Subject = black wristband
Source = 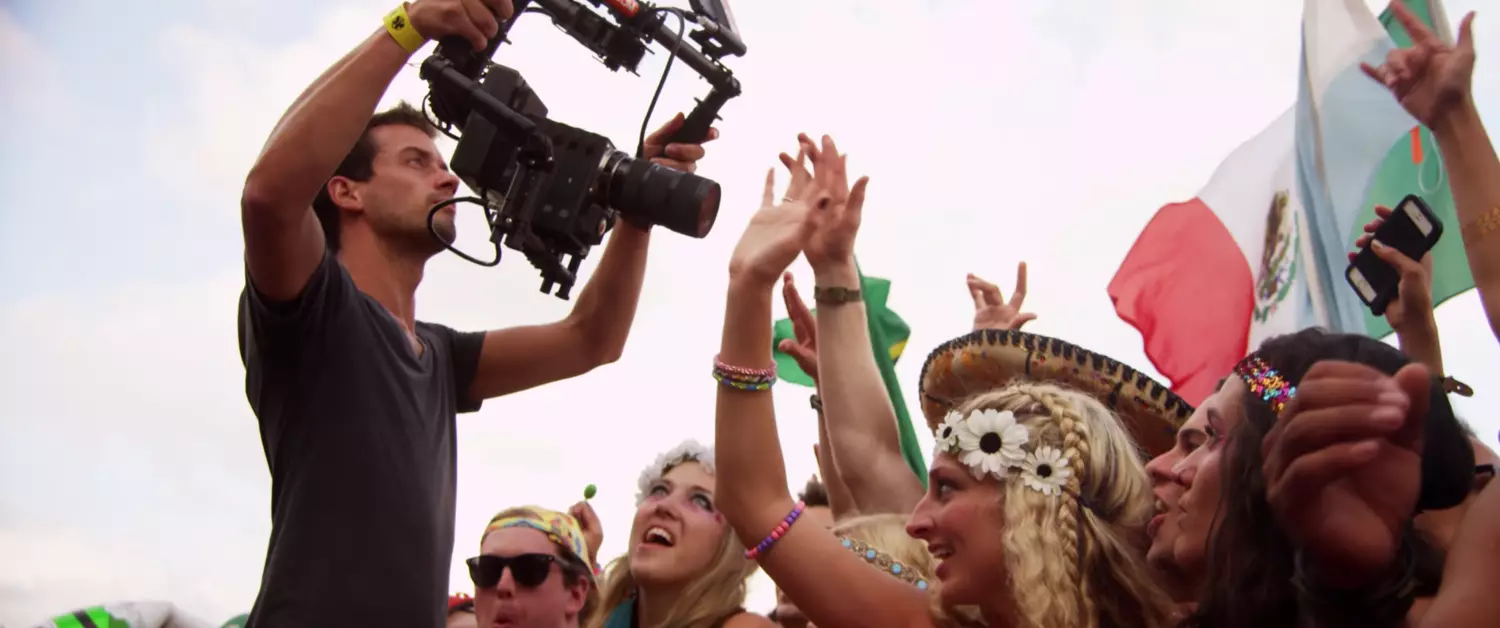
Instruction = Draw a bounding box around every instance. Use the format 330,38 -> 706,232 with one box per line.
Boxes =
1292,530 -> 1419,626
810,394 -> 823,412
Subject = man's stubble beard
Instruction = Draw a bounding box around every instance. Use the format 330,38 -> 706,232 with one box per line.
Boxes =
377,208 -> 454,259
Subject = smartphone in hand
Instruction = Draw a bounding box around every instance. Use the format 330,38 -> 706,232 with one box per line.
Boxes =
1344,194 -> 1444,316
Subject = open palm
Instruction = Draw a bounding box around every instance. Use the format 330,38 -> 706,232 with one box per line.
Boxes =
1361,3 -> 1476,126
728,168 -> 816,286
793,134 -> 869,270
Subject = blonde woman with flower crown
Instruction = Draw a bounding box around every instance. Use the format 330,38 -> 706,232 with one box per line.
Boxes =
711,133 -> 1181,628
587,440 -> 775,628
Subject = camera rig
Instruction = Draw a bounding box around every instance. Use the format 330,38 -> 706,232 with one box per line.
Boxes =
420,0 -> 745,299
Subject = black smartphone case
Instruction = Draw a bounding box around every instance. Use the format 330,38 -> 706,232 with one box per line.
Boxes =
1344,194 -> 1444,317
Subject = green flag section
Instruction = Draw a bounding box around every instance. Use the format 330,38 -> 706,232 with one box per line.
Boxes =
45,607 -> 129,628
1361,0 -> 1474,338
772,267 -> 927,487
772,275 -> 910,385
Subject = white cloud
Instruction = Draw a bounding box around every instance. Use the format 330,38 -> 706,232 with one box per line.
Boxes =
3,0 -> 1499,625
0,8 -> 71,122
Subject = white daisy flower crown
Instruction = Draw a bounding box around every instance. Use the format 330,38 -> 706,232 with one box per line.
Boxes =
933,408 -> 1074,497
635,440 -> 717,506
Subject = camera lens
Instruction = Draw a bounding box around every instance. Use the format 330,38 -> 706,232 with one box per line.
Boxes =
603,152 -> 720,238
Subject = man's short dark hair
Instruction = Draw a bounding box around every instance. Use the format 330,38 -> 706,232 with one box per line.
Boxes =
311,101 -> 438,253
797,476 -> 829,508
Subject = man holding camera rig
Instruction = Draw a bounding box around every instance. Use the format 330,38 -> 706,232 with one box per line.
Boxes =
236,0 -> 715,625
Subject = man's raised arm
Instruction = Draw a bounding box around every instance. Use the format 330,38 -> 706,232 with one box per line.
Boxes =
240,0 -> 510,302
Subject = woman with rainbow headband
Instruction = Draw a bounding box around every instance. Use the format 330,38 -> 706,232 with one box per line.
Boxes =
586,440 -> 772,628
711,133 -> 1182,628
1148,328 -> 1484,628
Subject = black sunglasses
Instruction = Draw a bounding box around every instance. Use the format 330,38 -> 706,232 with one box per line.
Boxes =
466,553 -> 558,589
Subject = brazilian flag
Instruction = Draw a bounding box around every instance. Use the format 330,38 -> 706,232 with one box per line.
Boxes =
772,263 -> 927,486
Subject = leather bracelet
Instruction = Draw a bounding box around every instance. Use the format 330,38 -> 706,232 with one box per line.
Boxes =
1291,529 -> 1418,626
813,286 -> 861,305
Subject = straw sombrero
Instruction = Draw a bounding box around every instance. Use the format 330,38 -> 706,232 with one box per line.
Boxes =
918,329 -> 1193,458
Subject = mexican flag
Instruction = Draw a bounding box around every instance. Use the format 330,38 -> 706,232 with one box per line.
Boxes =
1108,110 -> 1320,405
1108,0 -> 1464,405
772,266 -> 928,485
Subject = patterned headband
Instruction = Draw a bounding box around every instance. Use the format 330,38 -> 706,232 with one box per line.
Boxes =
1234,354 -> 1297,415
484,506 -> 593,582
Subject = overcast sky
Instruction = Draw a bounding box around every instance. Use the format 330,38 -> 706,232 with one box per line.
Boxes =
1,0 -> 1497,624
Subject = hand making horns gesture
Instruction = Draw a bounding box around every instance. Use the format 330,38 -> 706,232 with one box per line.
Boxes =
1360,2 -> 1477,127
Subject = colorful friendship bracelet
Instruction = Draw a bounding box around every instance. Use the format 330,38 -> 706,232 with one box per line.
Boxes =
1234,354 -> 1296,415
745,501 -> 805,560
713,372 -> 774,391
713,355 -> 777,392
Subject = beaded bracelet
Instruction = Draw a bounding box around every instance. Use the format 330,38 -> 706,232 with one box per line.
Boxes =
840,537 -> 930,590
745,501 -> 805,560
713,355 -> 777,392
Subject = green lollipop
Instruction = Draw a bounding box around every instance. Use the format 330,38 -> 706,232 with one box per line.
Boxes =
584,484 -> 598,500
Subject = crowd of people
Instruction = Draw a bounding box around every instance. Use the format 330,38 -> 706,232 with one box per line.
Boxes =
31,0 -> 1500,626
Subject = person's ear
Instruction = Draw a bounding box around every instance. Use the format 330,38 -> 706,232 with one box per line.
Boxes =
327,177 -> 367,215
564,575 -> 589,616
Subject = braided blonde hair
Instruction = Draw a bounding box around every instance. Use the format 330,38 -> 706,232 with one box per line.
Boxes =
947,382 -> 1176,628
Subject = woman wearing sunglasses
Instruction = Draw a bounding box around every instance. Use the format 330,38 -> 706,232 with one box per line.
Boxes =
588,440 -> 773,628
467,506 -> 600,628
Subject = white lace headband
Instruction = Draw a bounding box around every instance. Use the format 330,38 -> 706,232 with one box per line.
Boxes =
635,439 -> 717,505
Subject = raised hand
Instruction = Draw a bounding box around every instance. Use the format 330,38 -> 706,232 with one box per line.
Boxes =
1261,360 -> 1428,588
568,501 -> 603,565
408,0 -> 516,51
779,273 -> 820,386
1360,2 -> 1477,126
728,149 -> 825,287
795,134 -> 870,271
1349,205 -> 1435,331
969,262 -> 1036,331
643,112 -> 720,174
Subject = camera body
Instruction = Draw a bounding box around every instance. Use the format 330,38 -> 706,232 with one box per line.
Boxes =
420,0 -> 743,299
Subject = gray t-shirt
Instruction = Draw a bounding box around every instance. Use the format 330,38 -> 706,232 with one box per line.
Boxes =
237,251 -> 484,628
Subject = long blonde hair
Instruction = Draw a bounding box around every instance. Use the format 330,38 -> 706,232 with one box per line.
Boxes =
584,463 -> 758,628
950,382 -> 1176,628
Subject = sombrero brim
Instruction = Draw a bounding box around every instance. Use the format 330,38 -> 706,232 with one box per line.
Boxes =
918,329 -> 1192,458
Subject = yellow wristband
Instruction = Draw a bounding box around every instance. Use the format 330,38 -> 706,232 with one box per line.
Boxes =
384,3 -> 427,53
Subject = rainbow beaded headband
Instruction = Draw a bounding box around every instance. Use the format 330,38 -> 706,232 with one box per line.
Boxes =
1234,354 -> 1297,415
839,536 -> 930,590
